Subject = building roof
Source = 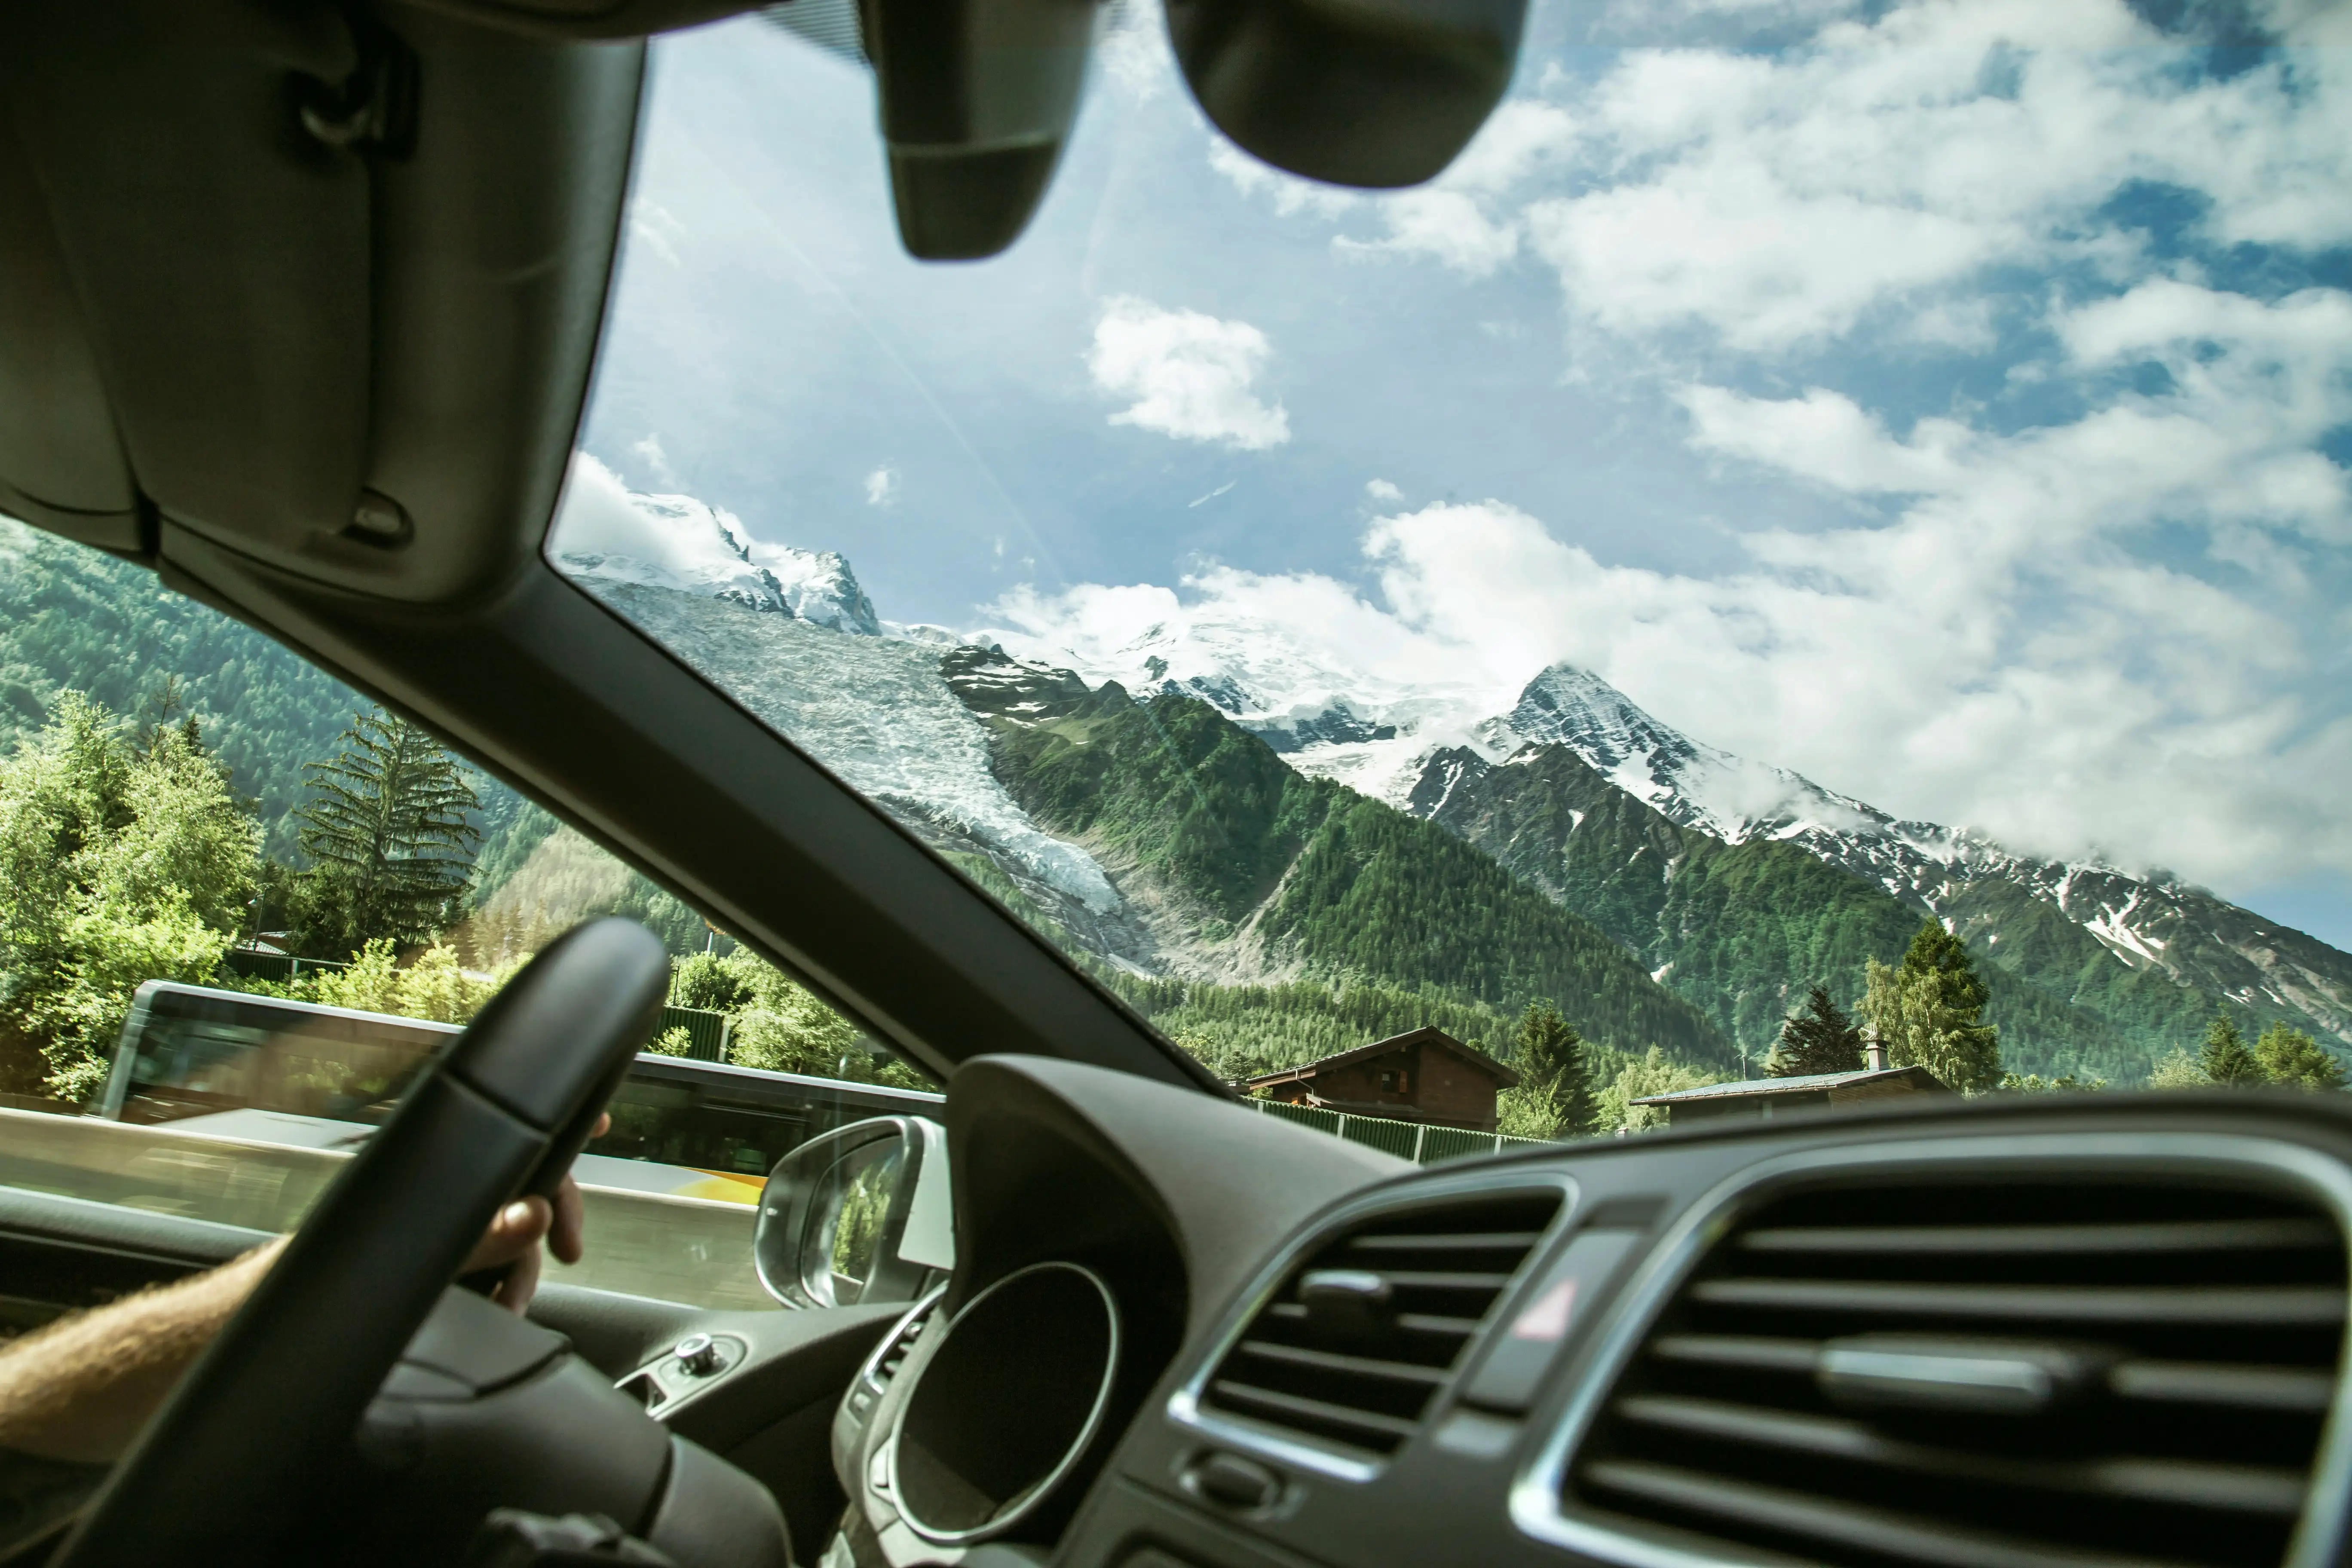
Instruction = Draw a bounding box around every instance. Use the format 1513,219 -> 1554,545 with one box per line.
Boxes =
1244,1026 -> 1522,1091
1629,1065 -> 1946,1106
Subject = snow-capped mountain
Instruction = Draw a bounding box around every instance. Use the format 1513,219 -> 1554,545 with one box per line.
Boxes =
1439,663 -> 2352,1048
552,453 -> 882,634
543,459 -> 2350,1059
979,605 -> 1498,800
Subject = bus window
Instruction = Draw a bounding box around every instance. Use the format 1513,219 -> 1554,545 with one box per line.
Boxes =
102,983 -> 946,1189
101,982 -> 454,1128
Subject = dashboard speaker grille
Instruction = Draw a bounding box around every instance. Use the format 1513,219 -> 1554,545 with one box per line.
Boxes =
1559,1176 -> 2347,1568
1200,1189 -> 1563,1463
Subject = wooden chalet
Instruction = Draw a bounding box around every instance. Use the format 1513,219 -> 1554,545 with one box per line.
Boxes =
1245,1026 -> 1520,1133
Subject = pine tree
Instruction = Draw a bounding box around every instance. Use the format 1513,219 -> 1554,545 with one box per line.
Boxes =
2199,1010 -> 2266,1087
1514,999 -> 1598,1137
1903,919 -> 1991,1014
1856,920 -> 2002,1092
2254,1022 -> 2346,1092
1768,985 -> 1865,1077
295,708 -> 482,956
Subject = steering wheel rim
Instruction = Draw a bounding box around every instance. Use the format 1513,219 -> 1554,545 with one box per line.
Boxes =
54,916 -> 670,1566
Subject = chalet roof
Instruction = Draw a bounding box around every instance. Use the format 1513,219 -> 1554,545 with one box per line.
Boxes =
1629,1065 -> 1946,1106
1244,1026 -> 1522,1092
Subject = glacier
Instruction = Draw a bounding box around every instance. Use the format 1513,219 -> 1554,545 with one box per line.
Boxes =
547,459 -> 1127,943
542,457 -> 2349,1041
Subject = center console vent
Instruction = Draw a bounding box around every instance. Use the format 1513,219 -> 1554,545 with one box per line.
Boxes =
845,1287 -> 943,1424
1195,1188 -> 1563,1467
1544,1172 -> 2348,1568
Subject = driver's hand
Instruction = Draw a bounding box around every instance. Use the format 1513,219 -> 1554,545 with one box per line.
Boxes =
459,1112 -> 610,1314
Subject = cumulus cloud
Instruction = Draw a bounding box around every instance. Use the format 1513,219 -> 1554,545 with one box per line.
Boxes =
1592,3 -> 2343,346
1008,278 -> 2352,889
553,453 -> 753,579
1209,140 -> 1359,218
864,466 -> 898,507
1366,478 -> 1403,502
1087,296 -> 1291,450
1302,1 -> 2352,349
1335,101 -> 1575,277
631,432 -> 680,487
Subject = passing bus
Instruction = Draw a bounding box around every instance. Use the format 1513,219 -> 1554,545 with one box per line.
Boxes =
98,981 -> 943,1205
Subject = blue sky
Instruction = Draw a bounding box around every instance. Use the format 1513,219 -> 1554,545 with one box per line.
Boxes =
574,0 -> 2352,948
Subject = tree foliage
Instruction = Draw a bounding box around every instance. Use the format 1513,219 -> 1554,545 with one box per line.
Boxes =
669,950 -> 753,1014
294,709 -> 481,956
459,814 -> 710,965
1594,1047 -> 1727,1134
2154,1014 -> 2348,1092
2198,1010 -> 2266,1086
700,949 -> 928,1090
2255,1021 -> 2346,1090
1499,1001 -> 1597,1139
986,685 -> 1734,1063
0,692 -> 259,1098
1768,985 -> 1865,1077
1859,921 -> 2003,1092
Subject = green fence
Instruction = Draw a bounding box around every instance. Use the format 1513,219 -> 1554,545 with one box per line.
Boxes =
220,950 -> 350,985
659,1005 -> 731,1063
1253,1097 -> 1553,1165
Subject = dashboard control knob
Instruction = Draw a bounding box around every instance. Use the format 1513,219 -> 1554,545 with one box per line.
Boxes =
1188,1452 -> 1280,1511
674,1333 -> 721,1375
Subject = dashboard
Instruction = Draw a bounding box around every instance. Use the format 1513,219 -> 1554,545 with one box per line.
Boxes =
639,1057 -> 2352,1568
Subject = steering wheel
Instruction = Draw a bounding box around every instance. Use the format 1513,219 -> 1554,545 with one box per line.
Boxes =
53,917 -> 670,1565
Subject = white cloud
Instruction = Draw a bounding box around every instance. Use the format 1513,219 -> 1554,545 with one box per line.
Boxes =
1335,100 -> 1575,277
631,432 -> 680,487
1087,296 -> 1291,450
864,465 -> 898,507
1340,190 -> 1522,277
1209,140 -> 1359,218
1305,1 -> 2352,349
1098,0 -> 1173,101
1366,478 -> 1403,502
629,200 -> 685,268
1677,386 -> 1972,494
1007,279 -> 2352,889
553,453 -> 760,585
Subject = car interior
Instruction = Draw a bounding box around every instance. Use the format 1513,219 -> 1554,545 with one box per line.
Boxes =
3,3 -> 2349,1568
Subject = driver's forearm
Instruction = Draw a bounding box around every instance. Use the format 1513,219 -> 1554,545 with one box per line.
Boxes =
0,1238 -> 283,1465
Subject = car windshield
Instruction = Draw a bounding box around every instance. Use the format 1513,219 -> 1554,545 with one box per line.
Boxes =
550,0 -> 2352,1137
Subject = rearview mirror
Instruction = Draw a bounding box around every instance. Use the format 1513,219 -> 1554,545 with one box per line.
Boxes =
754,1115 -> 954,1309
1167,0 -> 1530,188
861,0 -> 1102,258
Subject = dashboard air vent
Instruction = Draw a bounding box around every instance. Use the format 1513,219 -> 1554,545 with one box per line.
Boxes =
1201,1189 -> 1562,1463
848,1289 -> 943,1422
1559,1176 -> 2347,1568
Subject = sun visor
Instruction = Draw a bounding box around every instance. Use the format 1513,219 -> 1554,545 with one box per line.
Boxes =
0,1 -> 642,603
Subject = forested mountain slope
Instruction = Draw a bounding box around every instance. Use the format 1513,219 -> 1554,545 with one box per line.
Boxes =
1409,744 -> 2222,1084
0,521 -> 360,859
943,647 -> 1736,1067
0,521 -> 703,953
1486,665 -> 2352,1059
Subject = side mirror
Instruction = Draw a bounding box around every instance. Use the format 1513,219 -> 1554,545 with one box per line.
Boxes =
754,1115 -> 955,1310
